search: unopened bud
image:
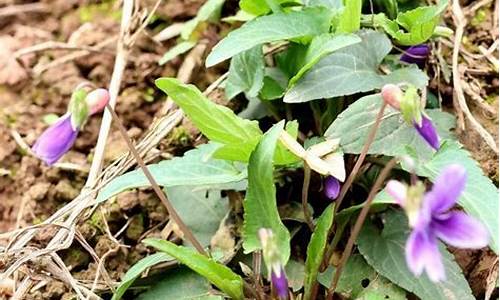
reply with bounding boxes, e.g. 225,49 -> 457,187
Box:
381,84 -> 403,110
85,88 -> 110,115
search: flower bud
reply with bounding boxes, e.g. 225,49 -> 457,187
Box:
258,228 -> 289,300
85,88 -> 110,115
381,84 -> 403,110
413,115 -> 440,150
32,114 -> 78,165
324,176 -> 340,200
400,44 -> 430,67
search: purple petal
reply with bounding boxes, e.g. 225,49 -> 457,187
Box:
385,180 -> 407,206
405,227 -> 445,282
426,164 -> 467,214
400,44 -> 430,66
413,115 -> 440,150
432,211 -> 489,249
271,268 -> 289,299
32,114 -> 78,165
324,176 -> 341,200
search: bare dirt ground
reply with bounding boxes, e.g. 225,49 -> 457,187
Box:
0,0 -> 497,299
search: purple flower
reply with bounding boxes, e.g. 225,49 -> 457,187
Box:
386,164 -> 489,282
271,267 -> 289,299
324,176 -> 340,200
413,115 -> 440,150
400,44 -> 430,67
32,114 -> 78,165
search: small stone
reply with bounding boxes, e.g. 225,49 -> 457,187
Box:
54,180 -> 79,201
116,190 -> 139,211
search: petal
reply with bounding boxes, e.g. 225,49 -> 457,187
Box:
432,211 -> 489,249
426,164 -> 467,214
405,228 -> 445,282
32,114 -> 78,165
324,176 -> 341,200
423,237 -> 446,282
385,180 -> 407,206
405,228 -> 428,276
413,115 -> 440,150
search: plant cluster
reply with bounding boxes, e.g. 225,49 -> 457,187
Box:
32,0 -> 499,299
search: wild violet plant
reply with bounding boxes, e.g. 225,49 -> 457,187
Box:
92,0 -> 498,299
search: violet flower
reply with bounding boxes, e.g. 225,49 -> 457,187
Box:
324,176 -> 341,200
413,115 -> 440,150
381,84 -> 441,150
32,113 -> 78,165
386,164 -> 489,282
32,88 -> 110,165
400,44 -> 430,67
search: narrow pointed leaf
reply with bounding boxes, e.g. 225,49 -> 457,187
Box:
243,121 -> 291,264
143,239 -> 244,300
304,204 -> 334,300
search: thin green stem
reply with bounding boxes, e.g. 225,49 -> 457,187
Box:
302,163 -> 315,231
327,158 -> 398,296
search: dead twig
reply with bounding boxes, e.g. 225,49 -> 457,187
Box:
153,22 -> 185,42
451,0 -> 499,153
0,3 -> 47,17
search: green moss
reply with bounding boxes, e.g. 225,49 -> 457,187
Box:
78,1 -> 121,23
169,126 -> 192,146
125,214 -> 144,240
471,9 -> 487,27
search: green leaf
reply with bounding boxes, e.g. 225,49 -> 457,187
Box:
413,141 -> 499,253
304,204 -> 334,300
225,45 -> 265,99
374,0 -> 448,45
284,30 -> 428,103
137,267 -> 223,300
155,78 -> 263,160
96,143 -> 247,203
112,253 -> 173,300
166,186 -> 229,247
357,210 -> 475,300
324,94 -> 455,158
260,76 -> 285,100
286,260 -> 306,292
318,254 -> 405,299
337,0 -> 362,33
159,41 -> 196,65
243,122 -> 291,264
143,239 -> 244,300
181,0 -> 225,40
206,7 -> 332,67
288,33 -> 361,87
305,0 -> 343,9
239,0 -> 290,16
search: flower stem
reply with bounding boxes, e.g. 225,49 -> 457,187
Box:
302,163 -> 315,231
333,102 -> 387,215
105,104 -> 206,255
327,158 -> 398,297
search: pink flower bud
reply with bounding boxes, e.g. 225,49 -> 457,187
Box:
381,84 -> 403,110
85,88 -> 110,115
